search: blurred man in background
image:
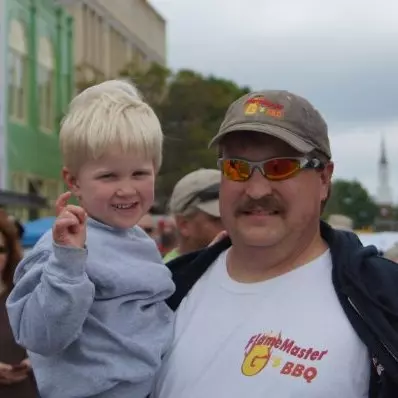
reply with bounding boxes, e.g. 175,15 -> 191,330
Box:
138,213 -> 157,239
163,169 -> 224,262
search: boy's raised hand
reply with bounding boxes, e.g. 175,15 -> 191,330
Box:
53,192 -> 87,249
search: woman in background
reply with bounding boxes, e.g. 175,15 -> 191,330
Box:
0,210 -> 38,397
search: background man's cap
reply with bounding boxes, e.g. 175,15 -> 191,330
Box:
169,169 -> 221,217
209,90 -> 331,159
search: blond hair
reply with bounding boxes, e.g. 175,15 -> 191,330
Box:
60,79 -> 163,174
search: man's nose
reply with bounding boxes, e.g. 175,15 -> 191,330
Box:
244,168 -> 272,199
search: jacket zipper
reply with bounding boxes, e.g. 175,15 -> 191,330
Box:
348,297 -> 398,363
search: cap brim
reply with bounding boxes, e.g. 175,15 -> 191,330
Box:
196,199 -> 220,217
209,123 -> 315,154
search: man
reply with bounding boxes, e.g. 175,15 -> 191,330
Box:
153,91 -> 398,397
8,215 -> 25,240
163,169 -> 224,262
157,217 -> 178,257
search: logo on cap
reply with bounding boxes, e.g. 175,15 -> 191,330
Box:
244,96 -> 284,118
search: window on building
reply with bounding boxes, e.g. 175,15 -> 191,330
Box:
8,20 -> 28,122
95,15 -> 104,71
108,27 -> 128,76
37,37 -> 55,131
81,5 -> 105,79
28,178 -> 42,220
39,179 -> 60,218
82,4 -> 89,64
10,173 -> 28,221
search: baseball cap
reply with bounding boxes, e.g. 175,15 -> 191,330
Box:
209,90 -> 331,159
168,169 -> 221,217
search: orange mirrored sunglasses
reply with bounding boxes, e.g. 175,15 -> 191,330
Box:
217,157 -> 323,182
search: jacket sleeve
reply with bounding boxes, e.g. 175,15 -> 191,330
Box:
6,243 -> 95,356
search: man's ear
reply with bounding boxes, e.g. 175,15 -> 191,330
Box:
174,214 -> 191,238
62,167 -> 81,198
320,162 -> 334,202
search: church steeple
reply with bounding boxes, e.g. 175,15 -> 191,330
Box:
376,135 -> 393,205
380,135 -> 387,165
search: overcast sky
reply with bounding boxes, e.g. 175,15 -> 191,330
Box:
151,0 -> 398,201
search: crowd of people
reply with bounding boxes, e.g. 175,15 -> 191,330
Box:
0,79 -> 398,398
0,210 -> 38,396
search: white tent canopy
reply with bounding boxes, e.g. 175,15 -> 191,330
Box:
357,232 -> 398,253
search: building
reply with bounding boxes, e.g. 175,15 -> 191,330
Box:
57,0 -> 166,86
2,0 -> 74,221
375,136 -> 396,231
376,136 -> 393,207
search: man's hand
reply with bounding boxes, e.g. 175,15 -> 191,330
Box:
53,192 -> 87,249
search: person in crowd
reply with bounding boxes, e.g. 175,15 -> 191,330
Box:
8,215 -> 25,241
163,169 -> 224,262
0,210 -> 38,397
7,80 -> 175,398
158,218 -> 178,257
138,213 -> 157,239
153,90 -> 398,397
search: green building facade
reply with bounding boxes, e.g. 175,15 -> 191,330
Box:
5,0 -> 74,220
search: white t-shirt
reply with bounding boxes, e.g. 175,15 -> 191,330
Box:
153,250 -> 370,398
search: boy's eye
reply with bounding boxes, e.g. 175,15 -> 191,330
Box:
133,170 -> 151,177
99,173 -> 116,179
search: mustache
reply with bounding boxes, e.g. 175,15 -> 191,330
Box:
235,196 -> 285,215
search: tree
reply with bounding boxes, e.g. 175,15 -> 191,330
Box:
323,179 -> 378,229
156,70 -> 250,202
119,61 -> 171,108
75,65 -> 105,93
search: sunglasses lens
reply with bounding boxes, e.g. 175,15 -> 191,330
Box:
221,159 -> 251,181
0,246 -> 7,254
264,159 -> 300,180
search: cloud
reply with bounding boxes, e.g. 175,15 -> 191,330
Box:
151,0 -> 398,198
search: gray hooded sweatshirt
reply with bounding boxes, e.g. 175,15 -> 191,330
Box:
6,217 -> 175,398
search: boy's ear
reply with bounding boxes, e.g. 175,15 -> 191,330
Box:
62,167 -> 81,197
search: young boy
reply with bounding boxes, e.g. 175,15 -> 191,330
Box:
6,80 -> 175,398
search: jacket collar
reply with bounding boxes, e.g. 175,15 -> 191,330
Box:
166,220 -> 372,310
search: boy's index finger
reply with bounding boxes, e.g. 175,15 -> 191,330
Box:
55,192 -> 73,216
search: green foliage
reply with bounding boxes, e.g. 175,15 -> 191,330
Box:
157,70 -> 249,201
119,62 -> 171,107
323,179 -> 379,229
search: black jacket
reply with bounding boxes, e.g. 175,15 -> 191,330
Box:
165,221 -> 398,398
